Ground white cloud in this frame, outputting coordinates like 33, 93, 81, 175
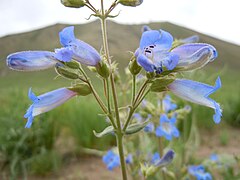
0, 0, 239, 44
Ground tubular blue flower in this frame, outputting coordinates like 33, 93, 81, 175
151, 152, 161, 164
102, 150, 132, 171
135, 28, 218, 73
188, 165, 212, 180
160, 95, 177, 113
168, 77, 222, 123
24, 87, 77, 128
56, 26, 101, 66
6, 51, 57, 71
155, 114, 180, 140
154, 149, 175, 167
102, 150, 120, 171
136, 29, 179, 73
179, 35, 199, 44
172, 43, 218, 71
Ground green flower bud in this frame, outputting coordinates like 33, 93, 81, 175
64, 60, 80, 69
61, 0, 85, 8
68, 83, 91, 96
96, 61, 110, 78
119, 0, 143, 7
128, 56, 142, 75
55, 63, 79, 80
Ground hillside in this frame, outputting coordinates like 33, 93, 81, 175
0, 20, 239, 71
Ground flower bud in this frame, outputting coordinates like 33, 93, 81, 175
61, 0, 85, 8
55, 63, 79, 79
119, 0, 143, 7
64, 60, 80, 69
96, 61, 110, 78
128, 56, 142, 75
68, 83, 91, 96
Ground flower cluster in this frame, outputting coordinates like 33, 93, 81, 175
6, 26, 100, 127
188, 165, 212, 180
135, 26, 222, 124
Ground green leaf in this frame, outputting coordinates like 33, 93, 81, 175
93, 126, 114, 138
125, 121, 149, 135
150, 76, 175, 92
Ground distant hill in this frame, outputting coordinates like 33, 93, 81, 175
1, 20, 239, 70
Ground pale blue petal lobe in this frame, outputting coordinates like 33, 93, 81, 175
59, 26, 75, 46
54, 47, 73, 62
137, 54, 154, 72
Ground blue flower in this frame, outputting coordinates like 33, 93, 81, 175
24, 87, 77, 128
102, 150, 132, 171
102, 150, 121, 171
155, 114, 180, 140
172, 43, 217, 71
150, 150, 175, 167
161, 95, 177, 113
6, 51, 57, 71
179, 35, 199, 44
210, 153, 218, 162
135, 28, 217, 73
168, 77, 222, 123
151, 152, 161, 164
188, 165, 212, 180
55, 26, 101, 66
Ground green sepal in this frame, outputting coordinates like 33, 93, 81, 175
125, 120, 149, 135
61, 0, 85, 8
150, 76, 176, 92
93, 126, 114, 138
55, 63, 79, 80
128, 56, 142, 75
68, 83, 91, 96
96, 61, 110, 78
64, 60, 80, 69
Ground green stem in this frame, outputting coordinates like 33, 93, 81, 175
100, 1, 127, 179
116, 132, 128, 180
133, 80, 149, 107
131, 75, 136, 105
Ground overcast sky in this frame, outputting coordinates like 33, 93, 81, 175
0, 0, 239, 45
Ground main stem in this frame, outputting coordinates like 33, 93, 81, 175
100, 1, 127, 179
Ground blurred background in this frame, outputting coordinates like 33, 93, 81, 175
0, 0, 239, 179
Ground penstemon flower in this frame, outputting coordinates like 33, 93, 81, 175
24, 88, 78, 128
168, 77, 222, 123
155, 114, 180, 141
55, 26, 101, 66
7, 51, 58, 71
135, 28, 217, 73
188, 165, 212, 180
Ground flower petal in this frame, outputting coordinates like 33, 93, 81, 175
172, 43, 218, 71
6, 51, 57, 71
24, 88, 77, 128
54, 47, 74, 62
137, 54, 154, 72
140, 30, 173, 51
59, 26, 75, 47
168, 77, 222, 123
155, 149, 175, 167
162, 52, 179, 70
142, 25, 152, 32
69, 39, 101, 66
180, 35, 199, 44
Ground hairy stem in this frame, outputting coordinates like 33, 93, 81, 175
100, 0, 127, 179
